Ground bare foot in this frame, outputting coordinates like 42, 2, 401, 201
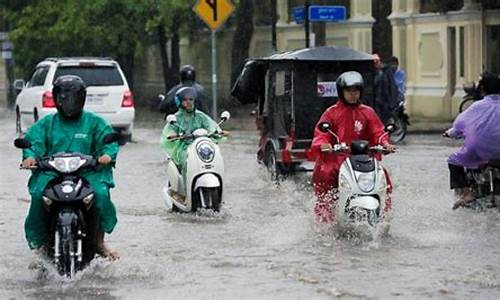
452, 189, 475, 210
96, 243, 120, 261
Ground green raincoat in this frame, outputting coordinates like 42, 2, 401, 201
160, 110, 223, 173
22, 111, 119, 249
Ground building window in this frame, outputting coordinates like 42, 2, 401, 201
420, 0, 463, 13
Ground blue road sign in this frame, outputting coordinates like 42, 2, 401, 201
309, 5, 346, 22
293, 6, 305, 24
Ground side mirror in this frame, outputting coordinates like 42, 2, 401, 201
220, 111, 231, 122
385, 123, 396, 133
103, 132, 121, 144
158, 94, 165, 101
318, 122, 332, 133
13, 79, 25, 91
14, 138, 32, 149
166, 114, 177, 124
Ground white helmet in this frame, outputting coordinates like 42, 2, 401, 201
336, 71, 364, 101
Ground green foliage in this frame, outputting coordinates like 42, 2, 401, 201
5, 0, 151, 79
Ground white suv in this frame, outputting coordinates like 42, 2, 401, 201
14, 57, 135, 143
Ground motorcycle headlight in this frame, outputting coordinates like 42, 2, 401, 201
339, 174, 351, 190
196, 142, 215, 163
49, 157, 86, 173
356, 172, 375, 192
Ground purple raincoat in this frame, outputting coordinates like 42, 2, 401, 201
448, 94, 500, 168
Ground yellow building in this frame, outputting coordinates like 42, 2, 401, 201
137, 0, 500, 121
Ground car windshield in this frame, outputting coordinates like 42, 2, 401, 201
53, 66, 124, 86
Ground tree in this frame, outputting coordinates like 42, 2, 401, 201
230, 0, 255, 87
5, 0, 149, 90
145, 0, 198, 92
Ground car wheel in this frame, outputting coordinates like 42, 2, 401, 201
118, 133, 131, 146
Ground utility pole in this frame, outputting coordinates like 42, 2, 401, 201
304, 0, 310, 48
271, 0, 277, 53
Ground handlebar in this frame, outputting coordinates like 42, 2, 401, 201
321, 143, 396, 154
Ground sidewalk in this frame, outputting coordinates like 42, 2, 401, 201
406, 119, 452, 134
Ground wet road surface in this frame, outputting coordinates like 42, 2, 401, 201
1, 111, 500, 299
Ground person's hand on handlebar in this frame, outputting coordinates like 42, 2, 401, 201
167, 134, 179, 140
383, 143, 397, 153
320, 143, 333, 152
21, 157, 37, 168
98, 155, 112, 165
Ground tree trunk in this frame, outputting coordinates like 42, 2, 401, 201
157, 24, 171, 92
169, 29, 180, 87
230, 0, 255, 87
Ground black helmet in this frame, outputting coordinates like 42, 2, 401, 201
52, 75, 87, 119
175, 86, 197, 112
336, 71, 364, 102
477, 71, 500, 95
180, 65, 196, 83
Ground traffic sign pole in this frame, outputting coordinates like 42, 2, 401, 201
211, 31, 217, 119
193, 0, 234, 119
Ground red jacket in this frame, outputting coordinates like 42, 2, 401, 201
311, 100, 389, 195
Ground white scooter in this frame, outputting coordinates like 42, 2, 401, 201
161, 111, 230, 212
318, 122, 395, 227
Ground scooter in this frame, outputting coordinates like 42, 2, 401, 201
14, 133, 120, 278
318, 122, 395, 227
161, 111, 230, 212
444, 133, 500, 209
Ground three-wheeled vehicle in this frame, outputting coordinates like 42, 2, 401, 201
231, 46, 376, 179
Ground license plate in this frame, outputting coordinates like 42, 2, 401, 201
86, 95, 104, 105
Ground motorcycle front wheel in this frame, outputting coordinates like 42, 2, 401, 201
389, 116, 407, 144
56, 227, 80, 278
195, 187, 221, 212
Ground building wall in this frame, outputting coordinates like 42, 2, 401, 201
391, 0, 500, 121
134, 0, 499, 121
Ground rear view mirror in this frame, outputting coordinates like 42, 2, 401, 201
385, 123, 396, 133
166, 114, 177, 124
220, 111, 231, 122
318, 122, 332, 133
13, 79, 25, 91
14, 138, 32, 149
103, 133, 121, 144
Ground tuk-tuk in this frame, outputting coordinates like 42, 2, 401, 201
231, 46, 375, 178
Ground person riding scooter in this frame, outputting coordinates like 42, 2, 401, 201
20, 75, 120, 260
311, 71, 396, 223
160, 87, 225, 176
158, 65, 210, 116
444, 72, 500, 209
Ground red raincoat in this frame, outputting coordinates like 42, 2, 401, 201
311, 100, 391, 222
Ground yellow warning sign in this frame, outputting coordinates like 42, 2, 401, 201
193, 0, 235, 31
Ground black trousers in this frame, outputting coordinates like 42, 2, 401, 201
448, 163, 467, 189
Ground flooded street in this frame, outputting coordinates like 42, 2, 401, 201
1, 111, 500, 299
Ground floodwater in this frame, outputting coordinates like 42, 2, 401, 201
1, 110, 500, 299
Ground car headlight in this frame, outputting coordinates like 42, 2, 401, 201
49, 157, 86, 173
355, 172, 375, 192
196, 142, 215, 163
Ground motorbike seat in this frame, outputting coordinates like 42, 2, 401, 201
486, 159, 500, 168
